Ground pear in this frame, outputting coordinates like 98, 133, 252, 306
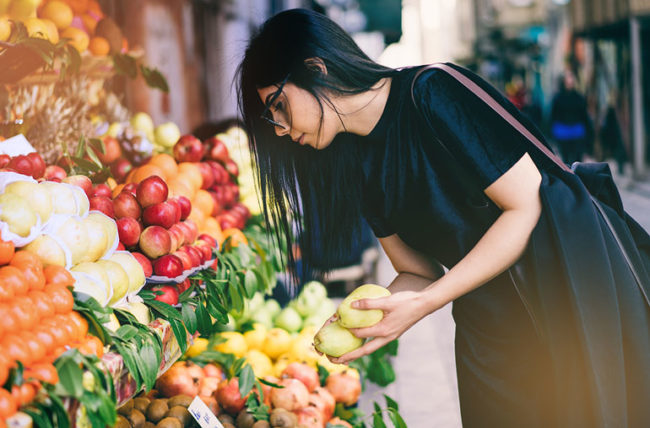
24, 235, 68, 267
72, 262, 111, 295
80, 217, 109, 262
52, 216, 88, 266
87, 212, 118, 254
71, 186, 89, 217
96, 260, 129, 306
125, 301, 151, 325
0, 193, 37, 237
103, 313, 121, 332
71, 271, 110, 306
313, 322, 363, 358
107, 251, 146, 295
337, 284, 391, 329
4, 181, 53, 224
41, 182, 77, 215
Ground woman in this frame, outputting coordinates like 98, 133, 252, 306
237, 9, 650, 427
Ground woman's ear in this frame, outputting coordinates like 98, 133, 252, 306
304, 57, 327, 75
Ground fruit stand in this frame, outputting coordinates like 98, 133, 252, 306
0, 2, 405, 427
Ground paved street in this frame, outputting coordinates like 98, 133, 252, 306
358, 172, 650, 428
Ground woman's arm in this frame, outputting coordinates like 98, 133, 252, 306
378, 234, 445, 283
331, 153, 542, 363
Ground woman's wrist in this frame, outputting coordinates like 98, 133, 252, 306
418, 282, 447, 315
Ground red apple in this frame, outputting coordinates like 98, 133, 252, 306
92, 183, 112, 198
196, 242, 214, 262
139, 226, 172, 259
89, 196, 115, 218
197, 162, 215, 189
172, 250, 193, 271
167, 198, 182, 224
177, 278, 191, 294
131, 252, 153, 277
136, 175, 168, 208
122, 182, 137, 196
205, 136, 229, 163
217, 212, 238, 230
183, 219, 199, 242
224, 159, 239, 177
170, 223, 191, 247
189, 245, 206, 264
208, 161, 228, 185
0, 155, 10, 168
198, 234, 217, 248
62, 175, 93, 196
208, 191, 222, 216
231, 202, 250, 220
112, 191, 142, 219
96, 136, 122, 164
153, 254, 184, 278
216, 378, 247, 415
116, 242, 125, 251
27, 152, 46, 179
111, 159, 132, 183
116, 217, 142, 247
152, 285, 179, 305
8, 155, 33, 177
178, 246, 201, 268
173, 135, 204, 163
142, 202, 176, 229
175, 195, 191, 220
168, 225, 184, 252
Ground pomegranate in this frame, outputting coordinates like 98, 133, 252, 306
216, 377, 247, 415
309, 387, 335, 421
186, 362, 205, 381
270, 378, 309, 411
327, 417, 352, 427
325, 372, 361, 406
293, 406, 325, 428
203, 363, 223, 379
198, 376, 220, 397
282, 362, 320, 392
200, 395, 221, 416
155, 362, 199, 397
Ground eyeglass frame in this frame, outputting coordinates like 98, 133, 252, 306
260, 73, 291, 130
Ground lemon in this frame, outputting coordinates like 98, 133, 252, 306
290, 334, 320, 367
213, 331, 247, 358
244, 349, 273, 378
273, 354, 292, 377
243, 323, 267, 351
186, 337, 209, 358
262, 328, 292, 360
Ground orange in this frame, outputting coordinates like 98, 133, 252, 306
60, 27, 89, 53
0, 357, 7, 386
11, 296, 39, 331
11, 383, 37, 407
1, 334, 32, 367
78, 335, 103, 358
88, 36, 109, 56
63, 0, 89, 14
0, 266, 28, 296
0, 305, 19, 335
0, 389, 17, 420
222, 228, 248, 249
46, 284, 74, 314
0, 240, 15, 266
202, 217, 224, 243
43, 322, 69, 348
43, 265, 74, 287
39, 1, 73, 30
187, 208, 206, 229
130, 164, 165, 184
17, 332, 46, 364
149, 153, 178, 180
11, 250, 43, 268
87, 0, 103, 18
52, 314, 76, 341
193, 189, 215, 217
24, 363, 59, 384
81, 13, 97, 34
14, 264, 45, 292
28, 290, 56, 320
168, 177, 195, 199
68, 312, 88, 340
177, 162, 203, 191
112, 183, 125, 198
32, 326, 56, 354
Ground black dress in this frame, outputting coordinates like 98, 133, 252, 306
359, 64, 650, 427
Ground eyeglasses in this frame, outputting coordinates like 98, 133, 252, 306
260, 74, 290, 130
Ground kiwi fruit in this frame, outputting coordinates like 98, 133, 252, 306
126, 408, 146, 428
217, 413, 235, 425
167, 395, 193, 408
252, 421, 271, 428
236, 410, 256, 428
144, 423, 156, 428
155, 417, 182, 428
118, 400, 134, 415
146, 399, 170, 423
165, 406, 191, 427
95, 17, 123, 53
222, 424, 236, 428
114, 415, 132, 428
134, 397, 151, 414
269, 408, 297, 428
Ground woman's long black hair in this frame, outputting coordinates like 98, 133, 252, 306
237, 8, 397, 284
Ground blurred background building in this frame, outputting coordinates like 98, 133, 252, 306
102, 0, 650, 179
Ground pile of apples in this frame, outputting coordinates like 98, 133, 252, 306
85, 173, 217, 279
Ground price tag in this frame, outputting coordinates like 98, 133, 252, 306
188, 396, 224, 428
0, 134, 36, 157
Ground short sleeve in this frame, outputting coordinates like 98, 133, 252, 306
412, 64, 535, 189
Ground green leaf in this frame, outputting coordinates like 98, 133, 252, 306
366, 356, 395, 387
147, 300, 182, 321
113, 53, 138, 78
229, 277, 244, 313
254, 378, 265, 403
195, 300, 212, 336
317, 364, 330, 387
231, 358, 246, 378
384, 394, 399, 411
258, 378, 284, 389
373, 411, 387, 428
116, 325, 139, 341
140, 65, 170, 92
238, 364, 255, 397
168, 318, 189, 355
387, 408, 407, 428
139, 342, 161, 391
181, 303, 198, 335
385, 339, 399, 356
55, 358, 84, 398
244, 270, 257, 298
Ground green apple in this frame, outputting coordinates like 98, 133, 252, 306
251, 308, 273, 330
107, 251, 146, 295
0, 193, 37, 237
264, 299, 282, 319
96, 260, 129, 305
4, 181, 53, 224
53, 216, 88, 266
80, 217, 109, 263
302, 311, 331, 328
313, 322, 363, 358
274, 307, 302, 333
337, 284, 391, 329
125, 301, 151, 325
301, 281, 328, 300
24, 235, 68, 267
41, 182, 77, 215
154, 122, 181, 148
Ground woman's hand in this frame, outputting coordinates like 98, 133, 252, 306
329, 290, 433, 364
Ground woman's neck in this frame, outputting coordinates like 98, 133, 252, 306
334, 77, 392, 136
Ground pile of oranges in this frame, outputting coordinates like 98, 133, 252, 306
0, 240, 103, 422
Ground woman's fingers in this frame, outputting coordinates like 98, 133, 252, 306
351, 296, 391, 311
331, 336, 391, 364
348, 323, 385, 339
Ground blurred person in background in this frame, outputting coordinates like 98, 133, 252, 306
599, 91, 629, 175
550, 71, 594, 164
237, 9, 650, 427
